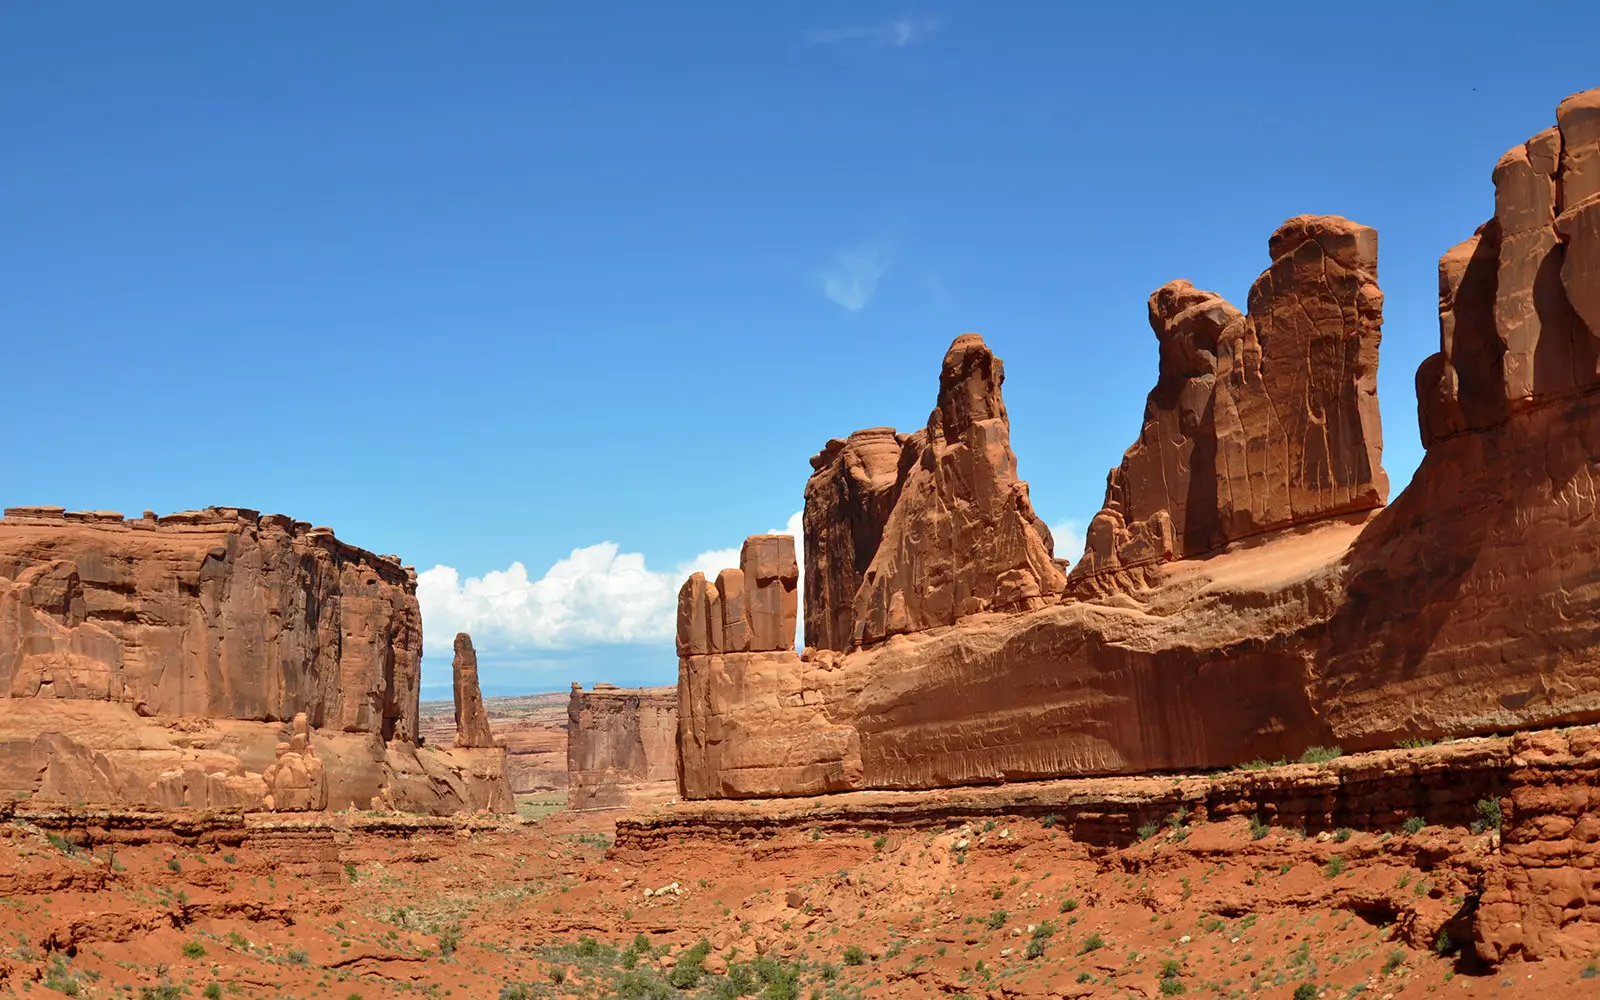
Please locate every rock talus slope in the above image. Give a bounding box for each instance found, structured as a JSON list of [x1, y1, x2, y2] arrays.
[[675, 87, 1600, 801]]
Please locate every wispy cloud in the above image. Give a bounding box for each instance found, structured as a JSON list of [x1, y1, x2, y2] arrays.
[[807, 17, 940, 47], [820, 240, 894, 312]]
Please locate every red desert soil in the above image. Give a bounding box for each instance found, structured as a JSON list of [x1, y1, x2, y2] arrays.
[[1, 798, 1593, 1000]]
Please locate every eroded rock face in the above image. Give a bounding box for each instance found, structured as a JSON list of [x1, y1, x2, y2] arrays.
[[451, 633, 494, 749], [799, 335, 1065, 651], [0, 506, 511, 816], [1073, 216, 1388, 588], [1419, 87, 1600, 443], [676, 535, 799, 656], [0, 507, 422, 738], [803, 428, 905, 652], [675, 89, 1600, 800], [566, 684, 678, 811]]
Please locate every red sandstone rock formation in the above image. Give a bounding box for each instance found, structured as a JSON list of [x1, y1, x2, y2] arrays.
[[1073, 216, 1388, 588], [0, 506, 511, 816], [676, 535, 799, 656], [674, 87, 1600, 801], [799, 335, 1064, 651], [451, 633, 495, 749], [0, 506, 421, 736], [802, 428, 905, 651], [566, 683, 678, 811]]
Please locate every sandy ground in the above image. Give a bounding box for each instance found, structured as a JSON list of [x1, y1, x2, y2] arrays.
[[1, 804, 1595, 1000]]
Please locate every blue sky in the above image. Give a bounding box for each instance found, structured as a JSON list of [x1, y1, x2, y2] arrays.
[[4, 4, 1596, 696]]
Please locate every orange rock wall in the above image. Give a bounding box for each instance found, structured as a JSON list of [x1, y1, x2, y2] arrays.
[[0, 506, 422, 739], [566, 684, 678, 812], [676, 88, 1600, 802]]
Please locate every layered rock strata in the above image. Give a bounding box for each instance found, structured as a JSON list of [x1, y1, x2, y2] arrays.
[[566, 683, 678, 812], [0, 506, 511, 815], [1072, 215, 1388, 589], [674, 88, 1600, 801]]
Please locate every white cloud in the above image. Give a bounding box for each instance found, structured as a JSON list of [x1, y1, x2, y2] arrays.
[[418, 513, 804, 659], [808, 18, 939, 47], [820, 240, 893, 311], [1049, 519, 1085, 567]]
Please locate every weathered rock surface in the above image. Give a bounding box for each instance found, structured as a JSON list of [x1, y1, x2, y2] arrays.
[[676, 535, 799, 656], [799, 335, 1064, 651], [451, 633, 494, 748], [0, 507, 510, 815], [566, 683, 677, 812], [1073, 216, 1388, 588], [676, 88, 1600, 801], [1419, 86, 1600, 443], [0, 506, 422, 736]]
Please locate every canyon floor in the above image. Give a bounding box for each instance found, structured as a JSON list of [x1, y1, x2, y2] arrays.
[[5, 752, 1598, 1000]]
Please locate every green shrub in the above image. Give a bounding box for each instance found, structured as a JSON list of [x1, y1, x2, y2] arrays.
[[1324, 856, 1347, 878], [1160, 977, 1187, 995], [1473, 798, 1503, 833], [1078, 933, 1105, 954], [139, 987, 182, 1000], [287, 948, 309, 966], [986, 910, 1007, 930], [182, 940, 206, 959], [1434, 930, 1457, 956], [499, 986, 531, 1000], [1249, 815, 1270, 840], [1160, 960, 1181, 978], [1403, 816, 1427, 835], [1025, 937, 1045, 960], [1137, 824, 1159, 841], [842, 945, 867, 966], [1042, 814, 1057, 828], [1060, 897, 1079, 913], [166, 857, 182, 873], [203, 985, 223, 1000], [1333, 827, 1352, 843], [872, 835, 887, 851], [1294, 984, 1319, 1000], [45, 832, 75, 855], [1382, 948, 1406, 975], [1299, 746, 1343, 765]]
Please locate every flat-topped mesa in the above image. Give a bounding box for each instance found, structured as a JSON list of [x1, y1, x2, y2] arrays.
[[451, 633, 494, 748], [1072, 215, 1389, 590], [675, 534, 799, 656], [0, 505, 422, 738], [800, 335, 1065, 651], [1419, 87, 1600, 446], [566, 682, 679, 812]]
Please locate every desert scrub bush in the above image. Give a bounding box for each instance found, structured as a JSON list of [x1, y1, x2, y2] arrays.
[[166, 857, 182, 873], [1042, 814, 1057, 828], [45, 832, 75, 855], [667, 938, 712, 989], [1382, 948, 1406, 975], [1137, 823, 1160, 841], [437, 922, 463, 959], [1473, 797, 1503, 833], [1160, 977, 1188, 995], [872, 834, 887, 851], [1249, 815, 1270, 840], [1299, 746, 1342, 765], [1236, 758, 1286, 771], [43, 955, 81, 997], [1078, 932, 1105, 954], [986, 910, 1008, 930], [842, 944, 867, 966], [1060, 896, 1079, 913], [1324, 856, 1347, 878], [1294, 984, 1319, 1000], [1333, 827, 1353, 843], [138, 987, 182, 1000], [182, 940, 206, 959], [498, 986, 531, 1000], [203, 984, 223, 1000], [1403, 816, 1427, 835]]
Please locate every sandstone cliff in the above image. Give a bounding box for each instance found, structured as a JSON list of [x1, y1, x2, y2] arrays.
[[566, 683, 678, 812], [1072, 216, 1388, 589], [675, 87, 1600, 801], [0, 506, 511, 815], [801, 336, 1064, 651]]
